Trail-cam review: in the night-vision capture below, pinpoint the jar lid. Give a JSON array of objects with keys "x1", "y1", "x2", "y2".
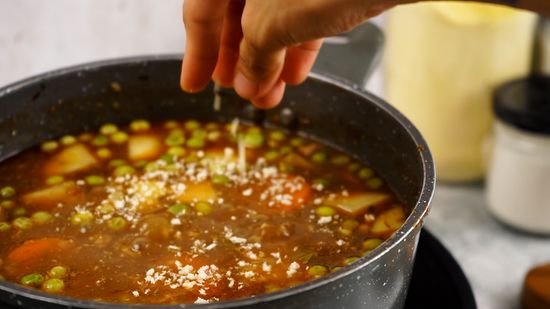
[{"x1": 494, "y1": 75, "x2": 550, "y2": 135}]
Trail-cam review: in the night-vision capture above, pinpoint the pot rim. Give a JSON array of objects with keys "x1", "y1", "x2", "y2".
[{"x1": 0, "y1": 54, "x2": 436, "y2": 309}]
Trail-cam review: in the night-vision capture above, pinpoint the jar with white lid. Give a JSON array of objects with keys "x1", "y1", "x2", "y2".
[{"x1": 487, "y1": 75, "x2": 550, "y2": 234}]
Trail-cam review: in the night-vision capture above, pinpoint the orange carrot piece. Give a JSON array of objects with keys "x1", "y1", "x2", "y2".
[{"x1": 7, "y1": 238, "x2": 69, "y2": 267}]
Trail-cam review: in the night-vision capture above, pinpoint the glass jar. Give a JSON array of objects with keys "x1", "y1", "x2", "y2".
[
  {"x1": 385, "y1": 2, "x2": 537, "y2": 182},
  {"x1": 487, "y1": 75, "x2": 550, "y2": 234}
]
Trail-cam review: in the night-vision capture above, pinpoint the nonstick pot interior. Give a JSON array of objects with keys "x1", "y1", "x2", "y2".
[{"x1": 0, "y1": 55, "x2": 434, "y2": 309}]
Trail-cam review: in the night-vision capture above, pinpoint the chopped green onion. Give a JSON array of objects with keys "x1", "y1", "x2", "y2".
[
  {"x1": 111, "y1": 131, "x2": 129, "y2": 144},
  {"x1": 244, "y1": 131, "x2": 264, "y2": 148},
  {"x1": 21, "y1": 273, "x2": 44, "y2": 286},
  {"x1": 91, "y1": 135, "x2": 109, "y2": 147},
  {"x1": 32, "y1": 211, "x2": 53, "y2": 224},
  {"x1": 46, "y1": 175, "x2": 64, "y2": 185},
  {"x1": 0, "y1": 186, "x2": 15, "y2": 198},
  {"x1": 113, "y1": 165, "x2": 135, "y2": 177},
  {"x1": 41, "y1": 141, "x2": 59, "y2": 152},
  {"x1": 315, "y1": 206, "x2": 336, "y2": 217},
  {"x1": 184, "y1": 120, "x2": 200, "y2": 130},
  {"x1": 311, "y1": 152, "x2": 327, "y2": 164},
  {"x1": 212, "y1": 174, "x2": 229, "y2": 185},
  {"x1": 358, "y1": 168, "x2": 374, "y2": 180},
  {"x1": 130, "y1": 119, "x2": 151, "y2": 132},
  {"x1": 13, "y1": 217, "x2": 32, "y2": 230},
  {"x1": 107, "y1": 217, "x2": 127, "y2": 231},
  {"x1": 85, "y1": 175, "x2": 105, "y2": 186},
  {"x1": 99, "y1": 124, "x2": 118, "y2": 135},
  {"x1": 96, "y1": 148, "x2": 112, "y2": 159},
  {"x1": 307, "y1": 265, "x2": 328, "y2": 277},
  {"x1": 70, "y1": 212, "x2": 94, "y2": 226},
  {"x1": 48, "y1": 266, "x2": 68, "y2": 279},
  {"x1": 60, "y1": 135, "x2": 76, "y2": 145},
  {"x1": 195, "y1": 202, "x2": 213, "y2": 215},
  {"x1": 186, "y1": 138, "x2": 205, "y2": 149},
  {"x1": 331, "y1": 155, "x2": 350, "y2": 165},
  {"x1": 42, "y1": 278, "x2": 64, "y2": 293},
  {"x1": 366, "y1": 178, "x2": 383, "y2": 189},
  {"x1": 167, "y1": 204, "x2": 190, "y2": 216},
  {"x1": 0, "y1": 222, "x2": 11, "y2": 232}
]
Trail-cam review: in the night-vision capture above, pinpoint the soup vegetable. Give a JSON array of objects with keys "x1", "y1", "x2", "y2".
[{"x1": 0, "y1": 119, "x2": 407, "y2": 304}]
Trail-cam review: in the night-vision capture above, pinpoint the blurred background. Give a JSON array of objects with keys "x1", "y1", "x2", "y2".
[{"x1": 1, "y1": 1, "x2": 549, "y2": 309}]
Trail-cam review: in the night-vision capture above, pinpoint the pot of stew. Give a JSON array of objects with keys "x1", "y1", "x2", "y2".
[{"x1": 0, "y1": 55, "x2": 434, "y2": 309}]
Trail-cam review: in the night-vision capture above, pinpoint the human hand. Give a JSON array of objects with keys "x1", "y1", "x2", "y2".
[{"x1": 180, "y1": 0, "x2": 402, "y2": 109}]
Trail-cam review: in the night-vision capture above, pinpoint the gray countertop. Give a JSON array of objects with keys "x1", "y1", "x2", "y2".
[{"x1": 425, "y1": 184, "x2": 550, "y2": 309}]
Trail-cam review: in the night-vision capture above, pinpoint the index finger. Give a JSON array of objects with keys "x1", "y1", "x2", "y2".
[{"x1": 180, "y1": 0, "x2": 229, "y2": 93}]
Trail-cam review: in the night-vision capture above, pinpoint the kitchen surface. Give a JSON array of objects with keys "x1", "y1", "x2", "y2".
[{"x1": 1, "y1": 1, "x2": 550, "y2": 309}]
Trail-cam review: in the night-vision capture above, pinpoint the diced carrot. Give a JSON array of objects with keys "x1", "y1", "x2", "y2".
[
  {"x1": 22, "y1": 181, "x2": 80, "y2": 210},
  {"x1": 5, "y1": 238, "x2": 71, "y2": 277},
  {"x1": 44, "y1": 144, "x2": 97, "y2": 176},
  {"x1": 269, "y1": 175, "x2": 312, "y2": 211},
  {"x1": 128, "y1": 134, "x2": 163, "y2": 161}
]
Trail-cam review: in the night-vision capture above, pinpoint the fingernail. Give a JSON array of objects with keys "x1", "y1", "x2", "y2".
[{"x1": 234, "y1": 72, "x2": 258, "y2": 99}]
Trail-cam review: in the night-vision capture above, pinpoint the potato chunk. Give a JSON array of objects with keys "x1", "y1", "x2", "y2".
[
  {"x1": 178, "y1": 182, "x2": 216, "y2": 203},
  {"x1": 371, "y1": 207, "x2": 406, "y2": 235},
  {"x1": 44, "y1": 144, "x2": 97, "y2": 176},
  {"x1": 22, "y1": 181, "x2": 79, "y2": 209},
  {"x1": 325, "y1": 192, "x2": 391, "y2": 216},
  {"x1": 128, "y1": 135, "x2": 163, "y2": 161}
]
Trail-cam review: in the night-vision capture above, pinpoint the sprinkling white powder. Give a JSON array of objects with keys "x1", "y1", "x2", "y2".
[
  {"x1": 317, "y1": 216, "x2": 332, "y2": 225},
  {"x1": 287, "y1": 262, "x2": 300, "y2": 278}
]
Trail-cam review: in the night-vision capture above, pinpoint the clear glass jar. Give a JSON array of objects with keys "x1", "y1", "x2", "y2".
[
  {"x1": 385, "y1": 2, "x2": 537, "y2": 182},
  {"x1": 487, "y1": 76, "x2": 550, "y2": 234}
]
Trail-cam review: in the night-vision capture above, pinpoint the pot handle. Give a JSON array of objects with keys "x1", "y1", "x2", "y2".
[{"x1": 311, "y1": 22, "x2": 384, "y2": 88}]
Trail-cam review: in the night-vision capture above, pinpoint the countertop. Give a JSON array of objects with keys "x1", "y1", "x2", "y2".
[{"x1": 425, "y1": 184, "x2": 550, "y2": 309}]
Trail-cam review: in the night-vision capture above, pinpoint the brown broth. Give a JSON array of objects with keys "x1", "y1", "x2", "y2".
[{"x1": 0, "y1": 119, "x2": 407, "y2": 304}]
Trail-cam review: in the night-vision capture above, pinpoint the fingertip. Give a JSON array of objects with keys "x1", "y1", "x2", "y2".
[
  {"x1": 234, "y1": 71, "x2": 259, "y2": 99},
  {"x1": 251, "y1": 80, "x2": 286, "y2": 109}
]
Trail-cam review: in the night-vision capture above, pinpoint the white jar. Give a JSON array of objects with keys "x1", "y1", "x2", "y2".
[{"x1": 487, "y1": 76, "x2": 550, "y2": 234}]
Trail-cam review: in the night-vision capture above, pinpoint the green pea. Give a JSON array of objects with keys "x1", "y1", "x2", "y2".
[
  {"x1": 167, "y1": 204, "x2": 190, "y2": 216},
  {"x1": 133, "y1": 160, "x2": 148, "y2": 168},
  {"x1": 144, "y1": 162, "x2": 161, "y2": 173},
  {"x1": 165, "y1": 130, "x2": 185, "y2": 146},
  {"x1": 290, "y1": 137, "x2": 305, "y2": 147},
  {"x1": 96, "y1": 148, "x2": 112, "y2": 159},
  {"x1": 159, "y1": 154, "x2": 174, "y2": 164},
  {"x1": 32, "y1": 211, "x2": 53, "y2": 224},
  {"x1": 48, "y1": 266, "x2": 68, "y2": 279},
  {"x1": 85, "y1": 175, "x2": 105, "y2": 186},
  {"x1": 41, "y1": 141, "x2": 59, "y2": 152},
  {"x1": 60, "y1": 135, "x2": 76, "y2": 145},
  {"x1": 269, "y1": 131, "x2": 286, "y2": 142},
  {"x1": 348, "y1": 163, "x2": 360, "y2": 172},
  {"x1": 366, "y1": 178, "x2": 384, "y2": 189},
  {"x1": 21, "y1": 273, "x2": 44, "y2": 286},
  {"x1": 344, "y1": 257, "x2": 359, "y2": 265},
  {"x1": 264, "y1": 150, "x2": 279, "y2": 162},
  {"x1": 91, "y1": 135, "x2": 109, "y2": 147},
  {"x1": 358, "y1": 168, "x2": 374, "y2": 180},
  {"x1": 363, "y1": 239, "x2": 383, "y2": 251},
  {"x1": 278, "y1": 162, "x2": 293, "y2": 173},
  {"x1": 185, "y1": 154, "x2": 199, "y2": 163},
  {"x1": 0, "y1": 222, "x2": 11, "y2": 232},
  {"x1": 311, "y1": 152, "x2": 327, "y2": 164},
  {"x1": 130, "y1": 119, "x2": 151, "y2": 132},
  {"x1": 315, "y1": 206, "x2": 336, "y2": 217},
  {"x1": 97, "y1": 204, "x2": 115, "y2": 214},
  {"x1": 280, "y1": 146, "x2": 292, "y2": 154},
  {"x1": 244, "y1": 132, "x2": 264, "y2": 148},
  {"x1": 12, "y1": 207, "x2": 27, "y2": 218},
  {"x1": 186, "y1": 138, "x2": 205, "y2": 149},
  {"x1": 113, "y1": 165, "x2": 135, "y2": 177},
  {"x1": 195, "y1": 202, "x2": 213, "y2": 215},
  {"x1": 312, "y1": 178, "x2": 330, "y2": 187},
  {"x1": 1, "y1": 186, "x2": 15, "y2": 198},
  {"x1": 307, "y1": 265, "x2": 328, "y2": 277},
  {"x1": 46, "y1": 175, "x2": 64, "y2": 185},
  {"x1": 109, "y1": 159, "x2": 126, "y2": 168},
  {"x1": 107, "y1": 217, "x2": 127, "y2": 231},
  {"x1": 111, "y1": 131, "x2": 129, "y2": 144},
  {"x1": 207, "y1": 131, "x2": 221, "y2": 142},
  {"x1": 13, "y1": 217, "x2": 32, "y2": 230},
  {"x1": 1, "y1": 200, "x2": 14, "y2": 209},
  {"x1": 70, "y1": 212, "x2": 94, "y2": 226},
  {"x1": 42, "y1": 278, "x2": 64, "y2": 293},
  {"x1": 331, "y1": 155, "x2": 350, "y2": 165},
  {"x1": 342, "y1": 219, "x2": 359, "y2": 231},
  {"x1": 99, "y1": 123, "x2": 118, "y2": 135},
  {"x1": 167, "y1": 146, "x2": 186, "y2": 157},
  {"x1": 212, "y1": 174, "x2": 229, "y2": 185},
  {"x1": 78, "y1": 133, "x2": 93, "y2": 142},
  {"x1": 164, "y1": 120, "x2": 179, "y2": 129},
  {"x1": 339, "y1": 228, "x2": 352, "y2": 236},
  {"x1": 192, "y1": 129, "x2": 208, "y2": 140},
  {"x1": 265, "y1": 284, "x2": 280, "y2": 293},
  {"x1": 184, "y1": 120, "x2": 200, "y2": 130}
]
